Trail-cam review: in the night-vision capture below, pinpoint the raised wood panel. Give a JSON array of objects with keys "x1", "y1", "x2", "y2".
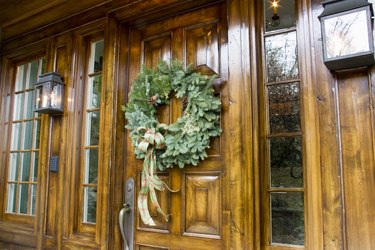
[
  {"x1": 184, "y1": 21, "x2": 219, "y2": 75},
  {"x1": 143, "y1": 34, "x2": 172, "y2": 68},
  {"x1": 138, "y1": 173, "x2": 170, "y2": 232},
  {"x1": 183, "y1": 172, "x2": 221, "y2": 238},
  {"x1": 184, "y1": 22, "x2": 222, "y2": 157},
  {"x1": 337, "y1": 69, "x2": 375, "y2": 250},
  {"x1": 142, "y1": 33, "x2": 173, "y2": 125}
]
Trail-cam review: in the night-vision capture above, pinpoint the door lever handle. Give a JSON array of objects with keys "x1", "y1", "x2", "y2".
[
  {"x1": 119, "y1": 203, "x2": 130, "y2": 250},
  {"x1": 119, "y1": 178, "x2": 134, "y2": 250}
]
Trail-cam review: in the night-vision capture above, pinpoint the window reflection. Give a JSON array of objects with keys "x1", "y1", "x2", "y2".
[
  {"x1": 268, "y1": 82, "x2": 300, "y2": 133},
  {"x1": 271, "y1": 193, "x2": 304, "y2": 245},
  {"x1": 265, "y1": 31, "x2": 299, "y2": 82},
  {"x1": 264, "y1": 0, "x2": 296, "y2": 32},
  {"x1": 270, "y1": 137, "x2": 303, "y2": 187},
  {"x1": 324, "y1": 9, "x2": 370, "y2": 59}
]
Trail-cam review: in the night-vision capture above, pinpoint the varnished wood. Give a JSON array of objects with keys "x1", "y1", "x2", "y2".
[
  {"x1": 1, "y1": 0, "x2": 374, "y2": 249},
  {"x1": 127, "y1": 3, "x2": 230, "y2": 249}
]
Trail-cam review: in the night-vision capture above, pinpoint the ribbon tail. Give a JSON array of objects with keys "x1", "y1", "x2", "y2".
[
  {"x1": 138, "y1": 154, "x2": 156, "y2": 226},
  {"x1": 149, "y1": 184, "x2": 169, "y2": 222}
]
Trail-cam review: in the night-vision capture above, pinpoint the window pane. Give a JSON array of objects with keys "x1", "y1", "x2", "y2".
[
  {"x1": 268, "y1": 82, "x2": 300, "y2": 133},
  {"x1": 26, "y1": 60, "x2": 39, "y2": 89},
  {"x1": 85, "y1": 149, "x2": 98, "y2": 184},
  {"x1": 265, "y1": 31, "x2": 299, "y2": 82},
  {"x1": 90, "y1": 40, "x2": 104, "y2": 73},
  {"x1": 23, "y1": 121, "x2": 33, "y2": 150},
  {"x1": 13, "y1": 93, "x2": 24, "y2": 120},
  {"x1": 270, "y1": 137, "x2": 303, "y2": 187},
  {"x1": 8, "y1": 153, "x2": 19, "y2": 181},
  {"x1": 11, "y1": 122, "x2": 22, "y2": 150},
  {"x1": 85, "y1": 111, "x2": 100, "y2": 146},
  {"x1": 88, "y1": 76, "x2": 102, "y2": 109},
  {"x1": 33, "y1": 119, "x2": 41, "y2": 149},
  {"x1": 83, "y1": 187, "x2": 97, "y2": 223},
  {"x1": 15, "y1": 65, "x2": 26, "y2": 92},
  {"x1": 30, "y1": 184, "x2": 37, "y2": 215},
  {"x1": 20, "y1": 152, "x2": 31, "y2": 182},
  {"x1": 271, "y1": 192, "x2": 304, "y2": 245},
  {"x1": 6, "y1": 184, "x2": 17, "y2": 213},
  {"x1": 18, "y1": 184, "x2": 29, "y2": 214},
  {"x1": 24, "y1": 90, "x2": 34, "y2": 119},
  {"x1": 265, "y1": 0, "x2": 296, "y2": 32},
  {"x1": 32, "y1": 152, "x2": 39, "y2": 182}
]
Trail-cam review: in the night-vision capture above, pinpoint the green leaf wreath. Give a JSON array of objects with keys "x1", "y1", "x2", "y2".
[{"x1": 123, "y1": 60, "x2": 222, "y2": 226}]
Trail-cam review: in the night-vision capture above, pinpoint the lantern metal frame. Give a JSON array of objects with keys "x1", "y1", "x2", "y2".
[
  {"x1": 319, "y1": 0, "x2": 375, "y2": 71},
  {"x1": 34, "y1": 72, "x2": 64, "y2": 115}
]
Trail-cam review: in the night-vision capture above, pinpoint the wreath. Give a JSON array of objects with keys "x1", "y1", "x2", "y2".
[{"x1": 123, "y1": 60, "x2": 222, "y2": 226}]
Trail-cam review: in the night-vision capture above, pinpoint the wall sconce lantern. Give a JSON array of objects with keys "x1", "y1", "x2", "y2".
[
  {"x1": 319, "y1": 0, "x2": 375, "y2": 71},
  {"x1": 34, "y1": 72, "x2": 64, "y2": 114}
]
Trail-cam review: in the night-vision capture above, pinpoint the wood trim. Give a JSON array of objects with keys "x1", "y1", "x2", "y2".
[
  {"x1": 1, "y1": 0, "x2": 66, "y2": 28},
  {"x1": 226, "y1": 0, "x2": 252, "y2": 248},
  {"x1": 104, "y1": 14, "x2": 124, "y2": 250},
  {"x1": 297, "y1": 0, "x2": 323, "y2": 249}
]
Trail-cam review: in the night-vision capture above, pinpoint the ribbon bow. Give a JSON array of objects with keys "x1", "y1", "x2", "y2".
[{"x1": 136, "y1": 125, "x2": 177, "y2": 226}]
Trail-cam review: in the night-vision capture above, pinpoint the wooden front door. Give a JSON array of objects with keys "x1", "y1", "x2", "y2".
[{"x1": 125, "y1": 3, "x2": 230, "y2": 249}]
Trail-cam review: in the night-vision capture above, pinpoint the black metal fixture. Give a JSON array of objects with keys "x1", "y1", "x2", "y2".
[
  {"x1": 319, "y1": 0, "x2": 375, "y2": 71},
  {"x1": 34, "y1": 72, "x2": 64, "y2": 114},
  {"x1": 270, "y1": 0, "x2": 280, "y2": 27}
]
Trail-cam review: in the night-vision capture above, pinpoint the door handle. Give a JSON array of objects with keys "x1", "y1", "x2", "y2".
[
  {"x1": 119, "y1": 178, "x2": 134, "y2": 250},
  {"x1": 119, "y1": 203, "x2": 130, "y2": 250}
]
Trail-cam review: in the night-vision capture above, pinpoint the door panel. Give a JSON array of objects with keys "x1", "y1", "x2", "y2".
[{"x1": 127, "y1": 3, "x2": 228, "y2": 249}]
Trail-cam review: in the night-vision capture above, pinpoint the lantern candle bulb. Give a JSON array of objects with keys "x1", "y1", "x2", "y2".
[
  {"x1": 42, "y1": 94, "x2": 48, "y2": 107},
  {"x1": 272, "y1": 1, "x2": 278, "y2": 14}
]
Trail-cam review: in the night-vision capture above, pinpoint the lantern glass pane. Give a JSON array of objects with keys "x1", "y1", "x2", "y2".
[
  {"x1": 324, "y1": 9, "x2": 370, "y2": 59},
  {"x1": 35, "y1": 84, "x2": 50, "y2": 109},
  {"x1": 50, "y1": 84, "x2": 63, "y2": 109}
]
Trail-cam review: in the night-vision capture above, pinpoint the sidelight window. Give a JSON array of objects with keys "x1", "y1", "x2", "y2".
[
  {"x1": 5, "y1": 58, "x2": 45, "y2": 218},
  {"x1": 262, "y1": 0, "x2": 305, "y2": 247},
  {"x1": 78, "y1": 39, "x2": 103, "y2": 229}
]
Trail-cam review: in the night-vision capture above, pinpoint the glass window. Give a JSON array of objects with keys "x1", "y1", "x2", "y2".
[
  {"x1": 265, "y1": 31, "x2": 299, "y2": 83},
  {"x1": 6, "y1": 58, "x2": 45, "y2": 216},
  {"x1": 263, "y1": 0, "x2": 304, "y2": 247},
  {"x1": 265, "y1": 0, "x2": 296, "y2": 32},
  {"x1": 80, "y1": 39, "x2": 103, "y2": 226}
]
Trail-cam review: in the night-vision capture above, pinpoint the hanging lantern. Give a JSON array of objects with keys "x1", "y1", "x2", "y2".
[
  {"x1": 319, "y1": 0, "x2": 375, "y2": 71},
  {"x1": 34, "y1": 72, "x2": 64, "y2": 114}
]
